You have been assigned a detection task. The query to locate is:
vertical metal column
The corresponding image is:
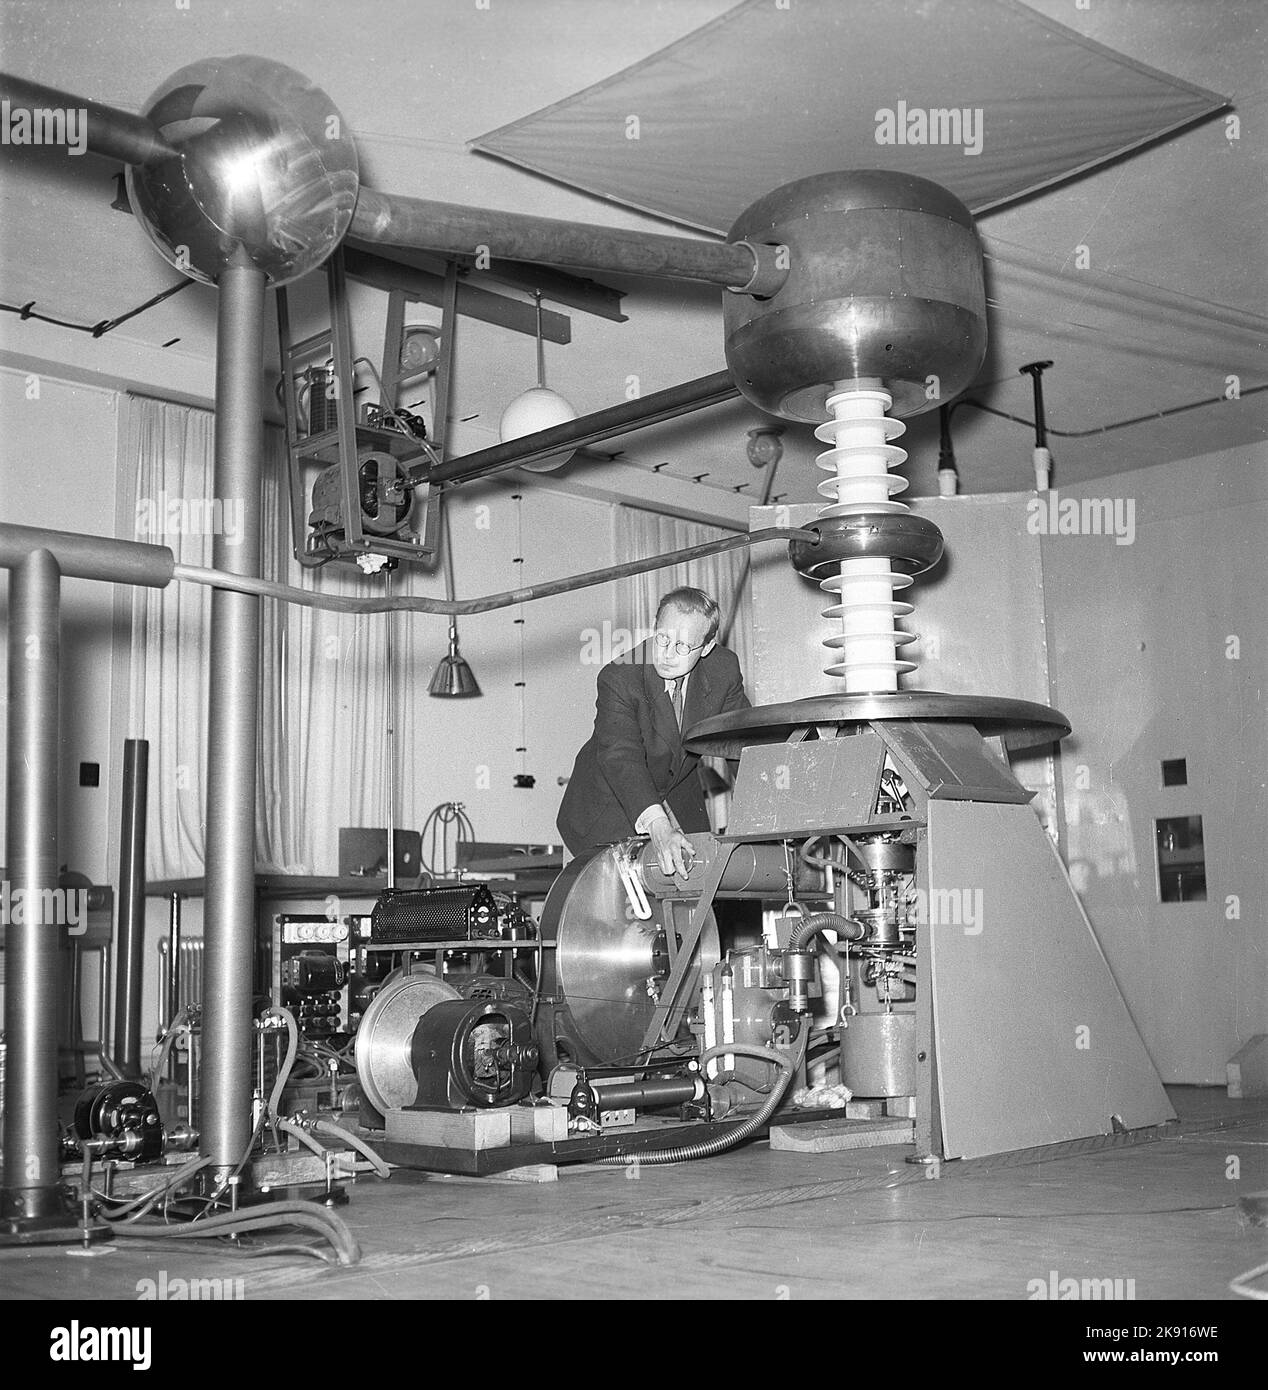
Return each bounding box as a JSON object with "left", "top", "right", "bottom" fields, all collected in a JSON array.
[
  {"left": 113, "top": 738, "right": 148, "bottom": 1076},
  {"left": 201, "top": 256, "right": 266, "bottom": 1175},
  {"left": 1, "top": 549, "right": 65, "bottom": 1222}
]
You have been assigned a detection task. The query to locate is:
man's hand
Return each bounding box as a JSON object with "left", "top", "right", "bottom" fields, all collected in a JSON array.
[{"left": 648, "top": 817, "right": 695, "bottom": 878}]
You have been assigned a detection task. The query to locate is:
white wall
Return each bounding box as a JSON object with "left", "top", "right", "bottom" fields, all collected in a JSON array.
[
  {"left": 412, "top": 479, "right": 615, "bottom": 853},
  {"left": 1040, "top": 445, "right": 1267, "bottom": 1085},
  {"left": 0, "top": 363, "right": 619, "bottom": 1046},
  {"left": 749, "top": 449, "right": 1266, "bottom": 1088},
  {"left": 0, "top": 367, "right": 122, "bottom": 1041},
  {"left": 0, "top": 366, "right": 122, "bottom": 882}
]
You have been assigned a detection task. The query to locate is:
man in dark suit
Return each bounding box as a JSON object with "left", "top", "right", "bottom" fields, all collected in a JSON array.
[{"left": 557, "top": 587, "right": 750, "bottom": 876}]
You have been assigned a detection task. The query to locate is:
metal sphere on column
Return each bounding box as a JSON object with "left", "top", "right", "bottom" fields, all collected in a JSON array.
[{"left": 126, "top": 55, "right": 359, "bottom": 286}]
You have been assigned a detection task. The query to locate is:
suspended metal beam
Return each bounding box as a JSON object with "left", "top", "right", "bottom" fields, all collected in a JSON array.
[
  {"left": 419, "top": 370, "right": 741, "bottom": 486},
  {"left": 343, "top": 248, "right": 571, "bottom": 343}
]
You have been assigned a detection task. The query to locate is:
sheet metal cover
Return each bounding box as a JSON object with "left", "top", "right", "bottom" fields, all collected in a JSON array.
[
  {"left": 728, "top": 734, "right": 885, "bottom": 839},
  {"left": 471, "top": 0, "right": 1226, "bottom": 232},
  {"left": 926, "top": 800, "right": 1174, "bottom": 1160},
  {"left": 874, "top": 721, "right": 1034, "bottom": 803}
]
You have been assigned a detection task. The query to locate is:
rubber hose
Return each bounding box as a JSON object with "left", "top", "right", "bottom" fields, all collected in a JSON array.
[
  {"left": 105, "top": 1200, "right": 361, "bottom": 1265},
  {"left": 311, "top": 1119, "right": 392, "bottom": 1179},
  {"left": 790, "top": 913, "right": 867, "bottom": 949},
  {"left": 276, "top": 1116, "right": 329, "bottom": 1161},
  {"left": 262, "top": 1006, "right": 299, "bottom": 1121},
  {"left": 597, "top": 1036, "right": 803, "bottom": 1167}
]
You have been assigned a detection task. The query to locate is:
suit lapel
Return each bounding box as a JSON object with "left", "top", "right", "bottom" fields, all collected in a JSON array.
[
  {"left": 643, "top": 658, "right": 680, "bottom": 752},
  {"left": 682, "top": 657, "right": 711, "bottom": 734}
]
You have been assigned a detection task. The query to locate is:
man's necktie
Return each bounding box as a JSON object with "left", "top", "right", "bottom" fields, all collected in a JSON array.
[{"left": 671, "top": 678, "right": 684, "bottom": 729}]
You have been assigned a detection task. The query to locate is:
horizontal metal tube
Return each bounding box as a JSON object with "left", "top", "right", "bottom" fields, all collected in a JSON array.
[
  {"left": 351, "top": 189, "right": 758, "bottom": 289},
  {"left": 420, "top": 370, "right": 741, "bottom": 485},
  {"left": 640, "top": 841, "right": 826, "bottom": 897},
  {"left": 591, "top": 1077, "right": 704, "bottom": 1111},
  {"left": 172, "top": 527, "right": 816, "bottom": 617},
  {"left": 0, "top": 74, "right": 178, "bottom": 166},
  {"left": 0, "top": 524, "right": 174, "bottom": 586}
]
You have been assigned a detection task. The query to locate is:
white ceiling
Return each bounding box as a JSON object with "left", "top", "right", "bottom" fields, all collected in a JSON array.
[{"left": 0, "top": 0, "right": 1263, "bottom": 518}]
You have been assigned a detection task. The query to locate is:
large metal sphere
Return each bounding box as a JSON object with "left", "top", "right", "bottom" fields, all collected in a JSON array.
[
  {"left": 723, "top": 171, "right": 987, "bottom": 421},
  {"left": 126, "top": 56, "right": 359, "bottom": 287}
]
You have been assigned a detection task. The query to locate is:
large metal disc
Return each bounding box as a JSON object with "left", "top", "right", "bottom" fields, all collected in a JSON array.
[
  {"left": 355, "top": 969, "right": 462, "bottom": 1114},
  {"left": 685, "top": 691, "right": 1071, "bottom": 758},
  {"left": 540, "top": 845, "right": 719, "bottom": 1067}
]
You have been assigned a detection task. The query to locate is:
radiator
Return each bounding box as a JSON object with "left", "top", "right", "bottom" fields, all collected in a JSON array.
[{"left": 158, "top": 937, "right": 204, "bottom": 1020}]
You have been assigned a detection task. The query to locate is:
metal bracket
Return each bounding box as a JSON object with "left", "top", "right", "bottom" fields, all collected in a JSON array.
[{"left": 639, "top": 841, "right": 737, "bottom": 1054}]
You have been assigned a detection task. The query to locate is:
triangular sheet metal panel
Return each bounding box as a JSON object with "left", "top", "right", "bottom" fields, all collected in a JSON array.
[
  {"left": 472, "top": 0, "right": 1227, "bottom": 234},
  {"left": 874, "top": 720, "right": 1035, "bottom": 804},
  {"left": 926, "top": 800, "right": 1175, "bottom": 1160}
]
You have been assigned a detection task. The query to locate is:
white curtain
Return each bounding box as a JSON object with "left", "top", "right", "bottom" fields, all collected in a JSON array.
[
  {"left": 614, "top": 506, "right": 753, "bottom": 682},
  {"left": 122, "top": 394, "right": 426, "bottom": 880}
]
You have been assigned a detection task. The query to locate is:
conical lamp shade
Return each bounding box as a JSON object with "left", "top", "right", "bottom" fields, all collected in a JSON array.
[{"left": 429, "top": 627, "right": 481, "bottom": 697}]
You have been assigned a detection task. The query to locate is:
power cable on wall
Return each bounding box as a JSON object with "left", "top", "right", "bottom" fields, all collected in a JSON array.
[
  {"left": 950, "top": 381, "right": 1267, "bottom": 439},
  {"left": 1, "top": 279, "right": 195, "bottom": 338}
]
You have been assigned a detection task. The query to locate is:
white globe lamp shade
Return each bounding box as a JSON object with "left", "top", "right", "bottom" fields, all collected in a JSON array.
[{"left": 499, "top": 386, "right": 578, "bottom": 472}]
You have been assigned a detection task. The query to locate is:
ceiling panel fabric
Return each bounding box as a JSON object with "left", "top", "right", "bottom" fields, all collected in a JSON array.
[{"left": 471, "top": 0, "right": 1227, "bottom": 234}]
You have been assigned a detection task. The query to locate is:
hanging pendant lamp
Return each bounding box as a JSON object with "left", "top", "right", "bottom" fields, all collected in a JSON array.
[
  {"left": 429, "top": 621, "right": 481, "bottom": 697},
  {"left": 498, "top": 289, "right": 577, "bottom": 472},
  {"left": 428, "top": 493, "right": 481, "bottom": 698}
]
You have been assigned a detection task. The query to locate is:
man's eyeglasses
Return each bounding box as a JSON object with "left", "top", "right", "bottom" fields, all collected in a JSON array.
[{"left": 653, "top": 631, "right": 707, "bottom": 658}]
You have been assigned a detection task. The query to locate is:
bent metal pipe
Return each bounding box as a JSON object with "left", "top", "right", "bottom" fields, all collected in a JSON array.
[{"left": 0, "top": 523, "right": 818, "bottom": 614}]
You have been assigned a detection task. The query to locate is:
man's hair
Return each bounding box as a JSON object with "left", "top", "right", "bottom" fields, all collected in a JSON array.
[{"left": 655, "top": 586, "right": 721, "bottom": 644}]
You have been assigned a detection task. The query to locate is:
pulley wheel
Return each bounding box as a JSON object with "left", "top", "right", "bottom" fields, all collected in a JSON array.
[{"left": 354, "top": 968, "right": 462, "bottom": 1114}]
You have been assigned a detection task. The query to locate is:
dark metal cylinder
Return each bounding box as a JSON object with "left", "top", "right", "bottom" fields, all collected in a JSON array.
[
  {"left": 591, "top": 1076, "right": 704, "bottom": 1112},
  {"left": 0, "top": 73, "right": 178, "bottom": 166},
  {"left": 113, "top": 739, "right": 148, "bottom": 1077},
  {"left": 0, "top": 523, "right": 174, "bottom": 588},
  {"left": 200, "top": 258, "right": 266, "bottom": 1174},
  {"left": 166, "top": 892, "right": 182, "bottom": 1032},
  {"left": 1, "top": 549, "right": 63, "bottom": 1220},
  {"left": 723, "top": 171, "right": 987, "bottom": 422}
]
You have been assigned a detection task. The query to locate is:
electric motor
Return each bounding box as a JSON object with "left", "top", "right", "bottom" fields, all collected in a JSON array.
[
  {"left": 409, "top": 999, "right": 538, "bottom": 1109},
  {"left": 309, "top": 449, "right": 413, "bottom": 539},
  {"left": 72, "top": 1080, "right": 164, "bottom": 1162}
]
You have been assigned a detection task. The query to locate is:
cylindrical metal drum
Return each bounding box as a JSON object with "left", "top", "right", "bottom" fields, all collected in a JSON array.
[
  {"left": 539, "top": 847, "right": 722, "bottom": 1067},
  {"left": 723, "top": 171, "right": 986, "bottom": 421},
  {"left": 839, "top": 1010, "right": 916, "bottom": 1096}
]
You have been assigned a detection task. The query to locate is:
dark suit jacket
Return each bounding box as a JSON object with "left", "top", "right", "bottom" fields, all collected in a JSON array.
[{"left": 556, "top": 640, "right": 750, "bottom": 856}]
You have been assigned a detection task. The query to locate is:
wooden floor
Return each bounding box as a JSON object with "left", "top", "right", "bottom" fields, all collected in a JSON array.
[{"left": 2, "top": 1087, "right": 1265, "bottom": 1302}]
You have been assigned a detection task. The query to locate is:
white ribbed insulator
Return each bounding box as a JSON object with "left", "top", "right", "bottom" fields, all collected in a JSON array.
[{"left": 813, "top": 383, "right": 916, "bottom": 692}]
